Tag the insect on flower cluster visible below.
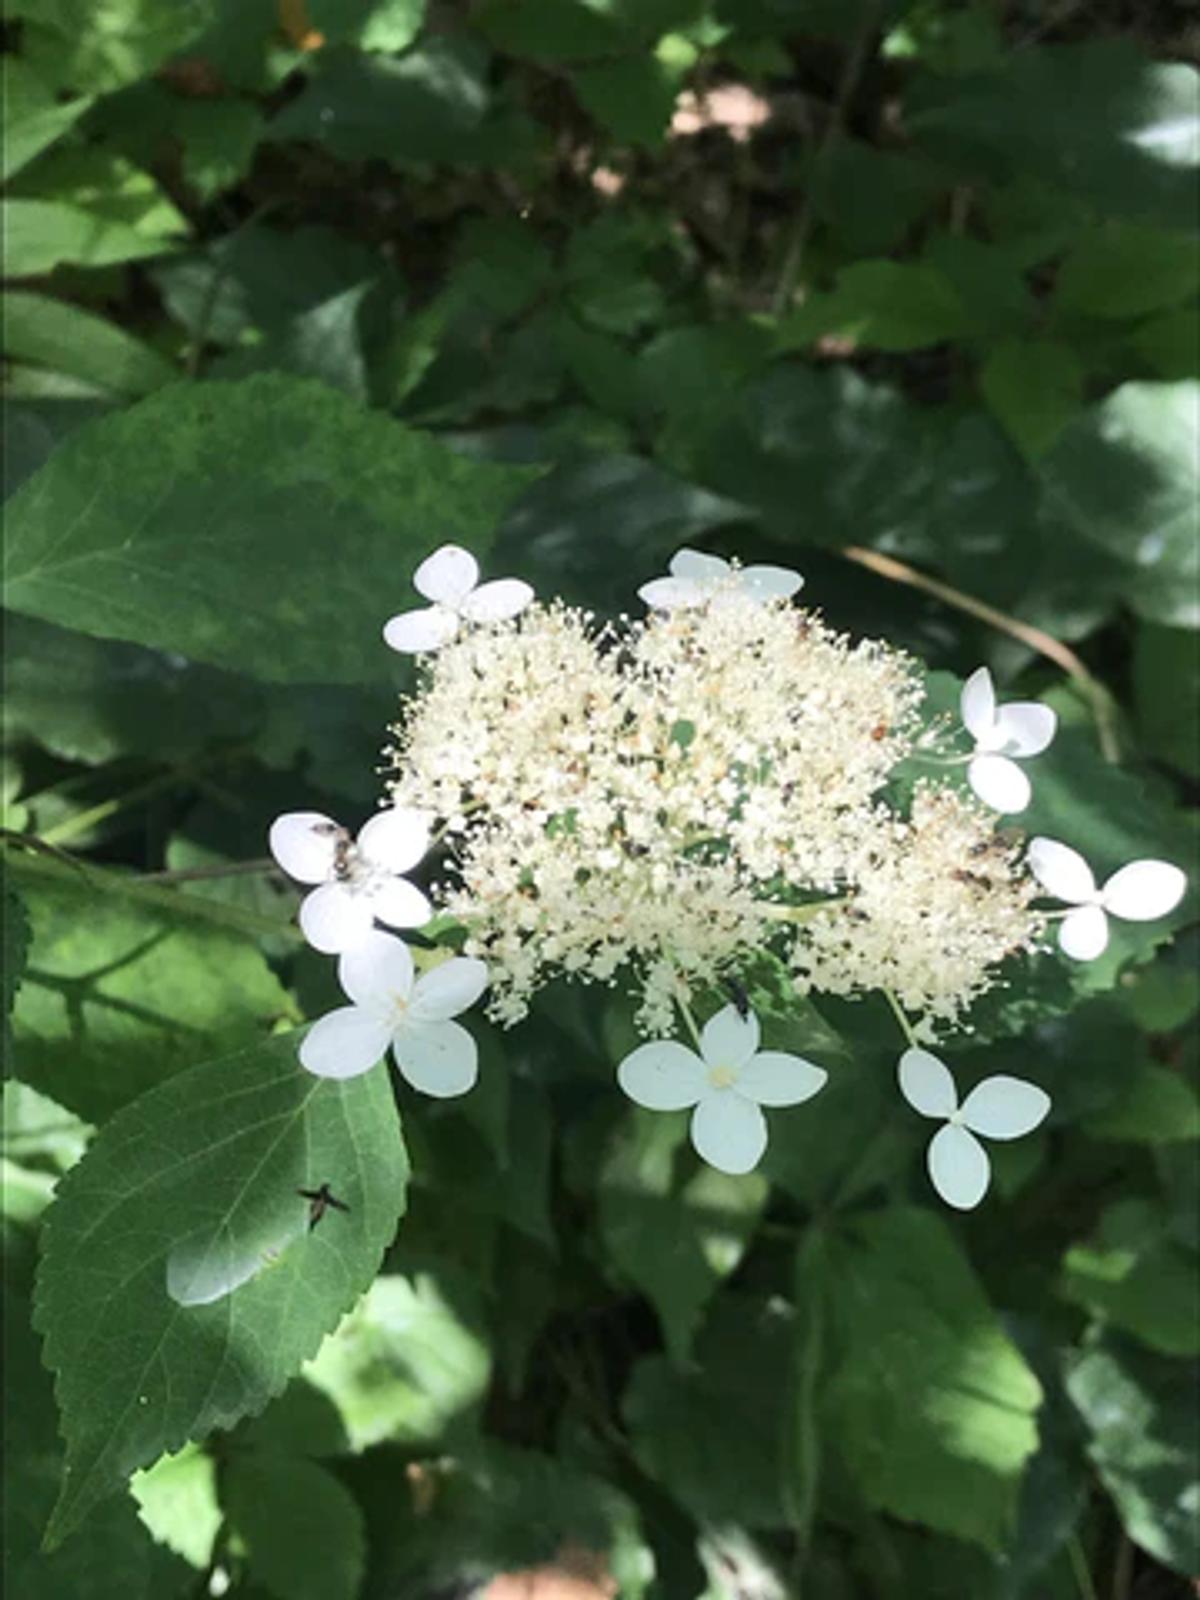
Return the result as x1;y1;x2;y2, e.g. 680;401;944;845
270;545;1187;1209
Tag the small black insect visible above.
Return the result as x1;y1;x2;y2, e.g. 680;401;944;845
298;1182;350;1232
723;977;751;1019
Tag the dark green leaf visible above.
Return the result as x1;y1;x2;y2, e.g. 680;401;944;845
1062;1200;1200;1356
1056;223;1200;320
224;1454;365;1600
979;339;1083;461
1133;622;1200;778
1;61;92;182
34;1032;408;1543
573;56;677;147
599;1109;766;1364
3;374;534;684
13;0;218;92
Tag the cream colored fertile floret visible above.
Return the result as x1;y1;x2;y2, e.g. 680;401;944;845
385;588;1041;1035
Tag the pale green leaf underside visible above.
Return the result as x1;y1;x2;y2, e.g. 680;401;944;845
34;1033;408;1544
3;373;537;684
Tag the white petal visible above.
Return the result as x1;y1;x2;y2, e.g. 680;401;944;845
927;1124;991;1210
409;957;488;1022
617;1041;706;1110
367;876;432;931
960;667;997;741
269;811;340;883
357;807;430;873
337;930;414;1009
669;548;729;582
1059;904;1110;961
994;702;1057;757
1027;838;1096;904
459;578;534;623
414;544;479;605
700;1005;761;1070
637;575;708;610
690;1093;767;1175
1101;860;1187;922
967;753;1031;813
299;883;376;954
382;605;461;654
299;1007;392;1080
961;1075;1051;1140
738;564;804;601
737;1051;827;1107
394;1019;478;1098
898;1048;959;1119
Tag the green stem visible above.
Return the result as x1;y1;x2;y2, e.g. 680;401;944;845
675;991;704;1051
883;988;920;1050
786;1226;827;1574
1066;1534;1099;1600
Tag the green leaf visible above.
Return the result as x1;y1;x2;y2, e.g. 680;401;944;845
302;1270;492;1450
805;140;945;257
1067;1334;1200;1575
979;339;1083;460
2;293;177;398
599;1109;766;1364
9;856;294;1122
624;1295;795;1527
1040;380;1199;627
1;199;178;277
1;61;92;182
3;881;31;1035
822;260;970;351
1056;223;1200;320
13;0;219;92
306;0;426;51
129;1445;222;1569
3;374;534;684
1084;1066;1200;1145
210;283;373;401
1133;622;1200;779
267;38;490;165
573;56;677;147
824;1208;1043;1550
475;0;629;61
908;41;1199;228
224;1453;365;1600
1129;304;1200;381
4;1283;194;1598
1062;1200;1200;1356
34;1032;408;1544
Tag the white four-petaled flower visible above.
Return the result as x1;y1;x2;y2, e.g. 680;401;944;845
300;930;488;1096
638;547;803;612
898;1048;1050;1210
269;808;432;954
616;1004;827;1175
960;666;1056;814
383;543;534;654
1027;837;1187;961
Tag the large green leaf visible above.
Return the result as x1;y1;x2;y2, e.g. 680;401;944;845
1067;1334;1200;1575
1039;381;1199;627
824;1209;1043;1551
599;1109;767;1365
9;856;295;1122
3;375;534;683
34;1032;408;1544
4;1282;194;1598
1;60;92;182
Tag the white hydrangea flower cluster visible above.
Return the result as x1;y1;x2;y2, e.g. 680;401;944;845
267;542;1188;1206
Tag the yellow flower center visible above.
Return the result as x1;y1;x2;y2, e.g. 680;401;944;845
707;1062;737;1090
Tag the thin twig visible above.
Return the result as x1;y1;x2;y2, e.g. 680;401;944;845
137;857;277;885
840;545;1122;763
1067;1534;1099;1600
